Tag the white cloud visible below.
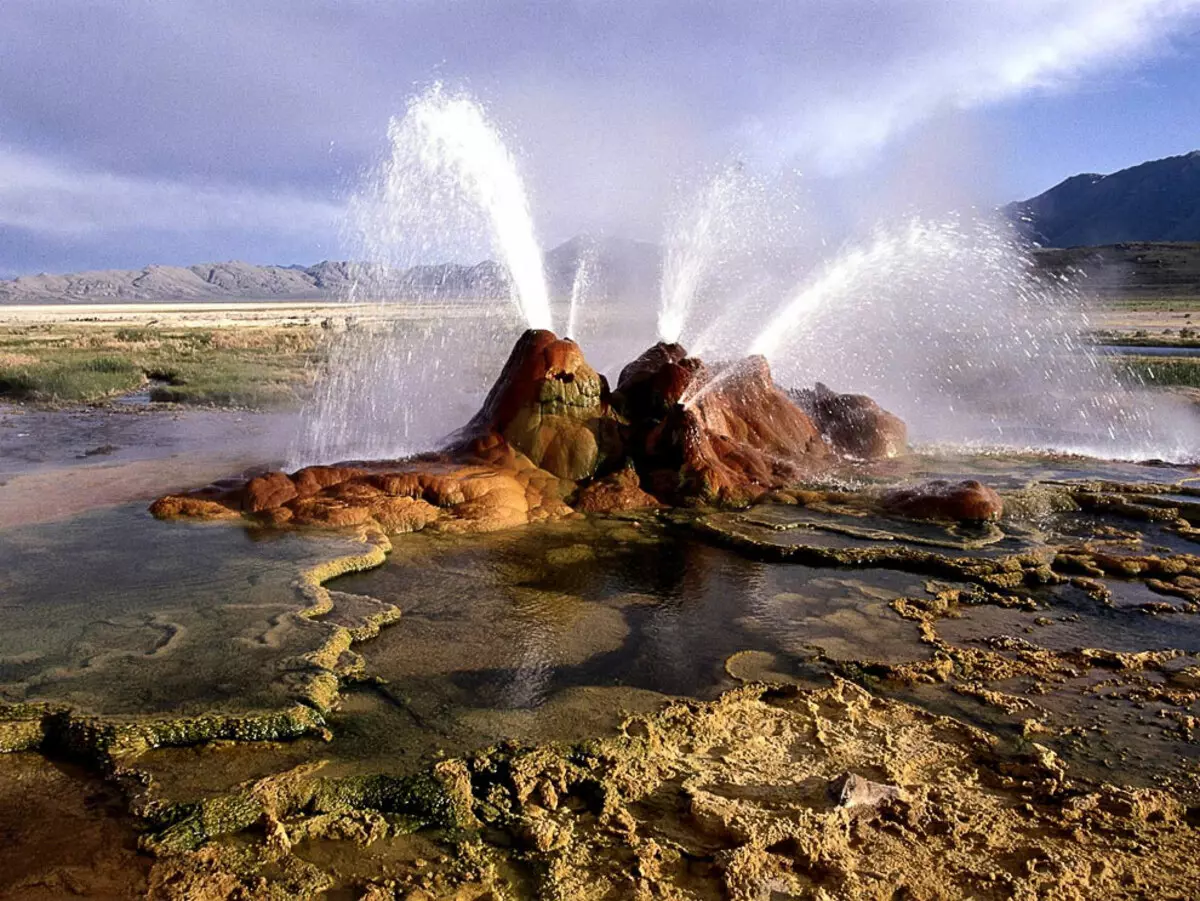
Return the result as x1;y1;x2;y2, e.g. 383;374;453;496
1;0;1198;270
761;0;1200;173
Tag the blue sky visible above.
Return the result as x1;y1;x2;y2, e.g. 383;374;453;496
1;0;1198;277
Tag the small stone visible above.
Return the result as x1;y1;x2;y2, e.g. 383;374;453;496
832;773;903;809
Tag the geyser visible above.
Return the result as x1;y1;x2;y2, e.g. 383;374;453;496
159;330;912;528
748;216;1200;461
291;86;553;468
371;84;553;330
565;242;595;342
292;86;1198;471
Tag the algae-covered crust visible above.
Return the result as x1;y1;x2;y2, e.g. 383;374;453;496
0;513;399;763
136;681;1200;900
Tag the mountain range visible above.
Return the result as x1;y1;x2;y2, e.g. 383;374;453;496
1006;150;1200;247
3;150;1199;304
0;237;660;305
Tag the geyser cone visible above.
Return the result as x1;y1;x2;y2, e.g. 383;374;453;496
615;341;698;421
614;343;830;505
456;328;619;481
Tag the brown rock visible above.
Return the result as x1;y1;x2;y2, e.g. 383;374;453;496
292;465;364;498
149;330;911;530
793;382;907;460
286;497;373;528
614;341;695;421
253;505;294;527
149;495;241;521
881;479;1004;522
455;329;619;481
573;464;663;513
620;351;829;505
242;471;297;513
368;496;441;534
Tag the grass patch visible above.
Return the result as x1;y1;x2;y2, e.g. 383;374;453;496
1092;329;1200;349
146;359;305;407
1096;295;1200;312
1119;355;1200;389
0;355;145;402
0;324;321;408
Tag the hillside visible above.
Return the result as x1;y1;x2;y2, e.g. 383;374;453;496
1031;242;1200;298
0;237;660;305
1007;151;1200;247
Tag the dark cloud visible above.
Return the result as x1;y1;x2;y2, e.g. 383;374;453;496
1;0;1198;273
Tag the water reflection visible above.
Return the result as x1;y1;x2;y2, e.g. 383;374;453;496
333;520;931;709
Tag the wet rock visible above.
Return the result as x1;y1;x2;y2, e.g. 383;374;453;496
881;479;1004;522
793;382;907;460
149;495;241;521
572;463;662;513
287;497;374;528
620;351;830;505
613;341;694;421
366;495;441;534
150;331;907;524
292;464;364;498
454;328;620;481
242;471;297;513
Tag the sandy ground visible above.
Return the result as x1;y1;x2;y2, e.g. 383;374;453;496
4;298;1188;342
0;299;496;329
1089;306;1200;336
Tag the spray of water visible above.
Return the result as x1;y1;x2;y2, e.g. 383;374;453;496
657;165;812;354
289;86;549;467
657;166;748;344
565;241;596;341
751;215;1200;461
292;81;1198;468
750;219;960;359
359;84;551;329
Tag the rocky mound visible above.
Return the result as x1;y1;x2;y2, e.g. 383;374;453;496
451;329;621;482
152;329;930;528
793;381;907;461
614;347;831;505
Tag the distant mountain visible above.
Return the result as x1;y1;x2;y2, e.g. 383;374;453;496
0;260;349;304
543;234;661;302
1006;151;1200;247
0;237;664;305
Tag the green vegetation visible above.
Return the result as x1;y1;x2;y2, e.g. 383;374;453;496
1094;295;1200;312
1119;355;1200;389
0;324;321;407
1090;325;1200;348
0;355;145;402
